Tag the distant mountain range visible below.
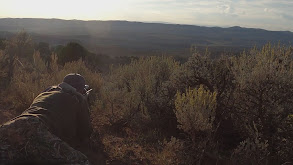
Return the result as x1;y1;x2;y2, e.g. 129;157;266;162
0;18;292;56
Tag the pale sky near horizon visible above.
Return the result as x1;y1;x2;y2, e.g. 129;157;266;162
0;0;293;32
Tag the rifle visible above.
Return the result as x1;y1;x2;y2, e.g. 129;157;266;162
84;85;93;102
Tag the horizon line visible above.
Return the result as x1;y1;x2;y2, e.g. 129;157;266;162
0;17;292;33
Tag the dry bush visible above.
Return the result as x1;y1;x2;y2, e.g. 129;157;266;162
102;135;184;165
4;31;34;59
231;44;293;164
102;134;150;164
172;53;236;121
3;52;54;111
3;51;102;113
171;53;213;93
0;32;34;88
150;137;184;165
171;52;238;154
96;56;179;136
92;56;181;165
232;123;270;165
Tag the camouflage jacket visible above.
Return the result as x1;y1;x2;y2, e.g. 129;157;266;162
0;116;90;164
18;82;92;149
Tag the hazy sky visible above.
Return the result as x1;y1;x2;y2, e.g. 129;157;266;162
0;0;292;31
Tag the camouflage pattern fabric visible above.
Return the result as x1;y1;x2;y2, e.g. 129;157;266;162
0;116;90;165
21;82;92;149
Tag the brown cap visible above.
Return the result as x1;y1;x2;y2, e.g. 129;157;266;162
63;73;86;91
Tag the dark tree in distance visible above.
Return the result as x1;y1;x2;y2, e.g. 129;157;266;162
35;42;51;64
57;42;88;65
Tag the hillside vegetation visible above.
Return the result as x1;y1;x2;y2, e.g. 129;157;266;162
0;32;293;165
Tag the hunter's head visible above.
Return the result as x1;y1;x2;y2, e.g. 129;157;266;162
63;73;88;95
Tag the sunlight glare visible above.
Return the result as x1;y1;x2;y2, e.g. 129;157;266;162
0;0;126;20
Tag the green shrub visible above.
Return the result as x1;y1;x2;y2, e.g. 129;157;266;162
175;85;217;135
173;85;217;164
